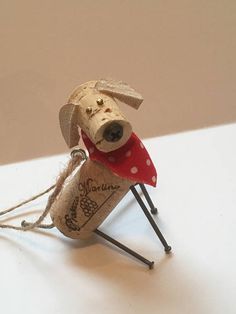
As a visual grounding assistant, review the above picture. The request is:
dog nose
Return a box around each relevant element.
[103,123,124,142]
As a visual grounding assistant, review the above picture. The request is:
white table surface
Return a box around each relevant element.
[0,123,235,314]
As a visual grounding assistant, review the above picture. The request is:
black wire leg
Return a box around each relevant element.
[130,186,171,253]
[139,184,158,215]
[94,229,154,269]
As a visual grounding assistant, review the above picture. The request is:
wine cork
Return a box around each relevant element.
[67,81,132,152]
[50,159,132,239]
[59,79,143,151]
[76,93,132,152]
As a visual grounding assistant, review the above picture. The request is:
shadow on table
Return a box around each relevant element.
[0,187,209,313]
[58,199,206,314]
[65,237,206,313]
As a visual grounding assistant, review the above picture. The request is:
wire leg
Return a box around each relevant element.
[139,184,158,215]
[94,229,154,269]
[130,186,171,253]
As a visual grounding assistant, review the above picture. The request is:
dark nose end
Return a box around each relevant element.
[103,123,123,142]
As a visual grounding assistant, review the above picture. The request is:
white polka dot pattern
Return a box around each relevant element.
[131,167,138,174]
[125,150,131,157]
[81,130,157,187]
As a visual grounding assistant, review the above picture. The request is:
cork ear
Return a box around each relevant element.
[95,79,143,110]
[59,103,80,148]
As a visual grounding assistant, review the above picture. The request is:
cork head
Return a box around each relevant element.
[59,79,143,152]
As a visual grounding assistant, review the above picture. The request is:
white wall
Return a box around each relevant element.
[0,0,236,164]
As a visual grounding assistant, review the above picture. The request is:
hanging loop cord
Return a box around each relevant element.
[0,149,86,231]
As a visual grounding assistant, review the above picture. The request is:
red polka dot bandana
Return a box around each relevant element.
[81,130,157,187]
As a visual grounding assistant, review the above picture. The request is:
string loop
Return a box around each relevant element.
[0,153,83,231]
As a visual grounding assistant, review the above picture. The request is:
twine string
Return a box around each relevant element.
[0,185,56,217]
[0,153,83,231]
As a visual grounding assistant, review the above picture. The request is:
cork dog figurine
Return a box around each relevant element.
[0,79,171,268]
[51,79,171,268]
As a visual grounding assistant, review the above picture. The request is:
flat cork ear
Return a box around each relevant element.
[95,79,143,110]
[59,103,80,148]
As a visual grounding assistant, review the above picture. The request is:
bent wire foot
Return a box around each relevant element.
[94,229,154,269]
[130,185,171,253]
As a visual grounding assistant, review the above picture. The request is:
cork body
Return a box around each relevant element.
[50,159,132,239]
